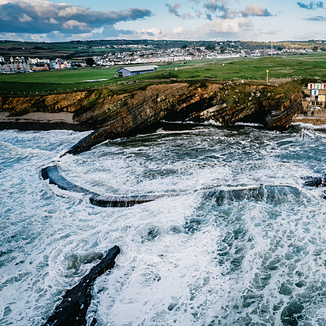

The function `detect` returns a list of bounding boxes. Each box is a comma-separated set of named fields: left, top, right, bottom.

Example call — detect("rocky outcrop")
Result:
left=1, top=91, right=89, bottom=116
left=207, top=185, right=301, bottom=205
left=192, top=81, right=303, bottom=130
left=41, top=165, right=165, bottom=207
left=0, top=80, right=303, bottom=142
left=43, top=245, right=120, bottom=326
left=64, top=81, right=303, bottom=155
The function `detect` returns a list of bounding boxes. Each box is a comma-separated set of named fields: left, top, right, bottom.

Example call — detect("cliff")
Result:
left=0, top=80, right=303, bottom=145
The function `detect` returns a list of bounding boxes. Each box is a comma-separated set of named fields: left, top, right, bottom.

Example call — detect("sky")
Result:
left=0, top=0, right=325, bottom=42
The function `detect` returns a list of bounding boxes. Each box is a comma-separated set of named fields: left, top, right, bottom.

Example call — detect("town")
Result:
left=0, top=39, right=324, bottom=74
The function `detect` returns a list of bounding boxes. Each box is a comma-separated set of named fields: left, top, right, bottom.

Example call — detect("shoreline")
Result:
left=1, top=112, right=326, bottom=132
left=0, top=112, right=93, bottom=131
left=292, top=115, right=326, bottom=126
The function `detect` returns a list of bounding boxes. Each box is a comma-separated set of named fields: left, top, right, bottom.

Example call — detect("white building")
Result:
left=117, top=65, right=158, bottom=77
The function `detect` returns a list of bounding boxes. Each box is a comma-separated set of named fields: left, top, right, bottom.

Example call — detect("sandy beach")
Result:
left=0, top=112, right=92, bottom=131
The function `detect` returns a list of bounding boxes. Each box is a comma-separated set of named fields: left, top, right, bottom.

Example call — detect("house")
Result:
left=302, top=83, right=326, bottom=114
left=117, top=65, right=158, bottom=77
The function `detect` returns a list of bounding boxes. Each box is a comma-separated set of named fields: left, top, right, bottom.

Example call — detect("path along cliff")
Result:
left=0, top=80, right=303, bottom=154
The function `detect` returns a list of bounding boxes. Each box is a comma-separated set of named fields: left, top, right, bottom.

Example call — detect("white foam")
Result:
left=2, top=126, right=326, bottom=325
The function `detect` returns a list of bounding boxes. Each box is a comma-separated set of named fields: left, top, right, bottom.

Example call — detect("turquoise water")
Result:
left=1, top=123, right=326, bottom=325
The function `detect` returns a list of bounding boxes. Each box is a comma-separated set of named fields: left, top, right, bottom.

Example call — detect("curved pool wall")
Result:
left=41, top=164, right=163, bottom=207
left=41, top=124, right=321, bottom=208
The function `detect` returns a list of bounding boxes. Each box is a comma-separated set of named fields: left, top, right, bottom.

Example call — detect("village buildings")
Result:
left=302, top=83, right=326, bottom=116
left=0, top=57, right=75, bottom=73
left=0, top=42, right=322, bottom=74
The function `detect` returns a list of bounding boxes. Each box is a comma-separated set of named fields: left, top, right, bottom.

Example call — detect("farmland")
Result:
left=1, top=53, right=326, bottom=95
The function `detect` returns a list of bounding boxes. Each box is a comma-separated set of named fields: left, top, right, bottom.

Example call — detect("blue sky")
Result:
left=0, top=0, right=325, bottom=42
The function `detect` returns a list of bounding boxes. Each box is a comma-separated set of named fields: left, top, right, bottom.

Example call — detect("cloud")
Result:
left=166, top=2, right=195, bottom=19
left=297, top=1, right=324, bottom=9
left=140, top=27, right=162, bottom=38
left=206, top=13, right=213, bottom=20
left=19, top=13, right=32, bottom=22
left=201, top=1, right=272, bottom=20
left=180, top=12, right=195, bottom=19
left=166, top=3, right=181, bottom=16
left=101, top=25, right=133, bottom=38
left=204, top=2, right=224, bottom=12
left=62, top=20, right=88, bottom=30
left=241, top=3, right=273, bottom=17
left=199, top=17, right=253, bottom=36
left=132, top=16, right=253, bottom=40
left=0, top=0, right=152, bottom=34
left=195, top=10, right=202, bottom=18
left=167, top=0, right=271, bottom=23
left=304, top=15, right=326, bottom=20
left=204, top=0, right=227, bottom=14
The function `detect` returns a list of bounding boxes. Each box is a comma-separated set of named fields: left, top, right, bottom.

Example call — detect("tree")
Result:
left=85, top=58, right=95, bottom=66
left=205, top=45, right=216, bottom=51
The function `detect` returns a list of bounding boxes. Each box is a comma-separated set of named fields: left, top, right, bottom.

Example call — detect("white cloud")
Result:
left=242, top=3, right=272, bottom=17
left=57, top=5, right=86, bottom=18
left=173, top=26, right=184, bottom=33
left=130, top=15, right=253, bottom=41
left=0, top=0, right=152, bottom=34
left=200, top=17, right=252, bottom=34
left=63, top=20, right=88, bottom=30
left=19, top=13, right=32, bottom=22
left=49, top=18, right=58, bottom=24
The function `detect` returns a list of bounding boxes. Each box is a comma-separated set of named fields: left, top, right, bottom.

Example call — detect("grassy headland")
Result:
left=0, top=53, right=326, bottom=95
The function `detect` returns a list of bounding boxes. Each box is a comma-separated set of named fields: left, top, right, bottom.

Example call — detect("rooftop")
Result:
left=117, top=65, right=159, bottom=72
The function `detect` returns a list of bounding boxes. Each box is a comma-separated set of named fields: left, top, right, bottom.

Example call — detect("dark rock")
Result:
left=281, top=301, right=304, bottom=326
left=89, top=194, right=164, bottom=207
left=206, top=185, right=301, bottom=205
left=302, top=175, right=326, bottom=187
left=279, top=283, right=293, bottom=296
left=295, top=281, right=306, bottom=288
left=60, top=81, right=302, bottom=156
left=41, top=164, right=165, bottom=207
left=43, top=245, right=120, bottom=326
left=41, top=165, right=97, bottom=196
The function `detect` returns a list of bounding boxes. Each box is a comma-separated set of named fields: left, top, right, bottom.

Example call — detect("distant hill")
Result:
left=0, top=39, right=325, bottom=61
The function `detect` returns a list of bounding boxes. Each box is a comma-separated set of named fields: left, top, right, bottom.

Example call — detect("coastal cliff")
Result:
left=0, top=80, right=303, bottom=136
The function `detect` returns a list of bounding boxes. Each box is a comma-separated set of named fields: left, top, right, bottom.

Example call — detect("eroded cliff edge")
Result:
left=0, top=80, right=303, bottom=136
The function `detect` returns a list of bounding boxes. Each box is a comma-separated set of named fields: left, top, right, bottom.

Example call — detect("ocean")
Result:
left=1, top=122, right=326, bottom=325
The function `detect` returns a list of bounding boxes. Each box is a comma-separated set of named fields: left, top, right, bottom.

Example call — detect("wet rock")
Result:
left=295, top=280, right=306, bottom=288
left=302, top=175, right=326, bottom=187
left=41, top=164, right=164, bottom=207
left=65, top=252, right=104, bottom=271
left=207, top=185, right=301, bottom=205
left=43, top=245, right=120, bottom=326
left=281, top=301, right=304, bottom=326
left=279, top=283, right=293, bottom=296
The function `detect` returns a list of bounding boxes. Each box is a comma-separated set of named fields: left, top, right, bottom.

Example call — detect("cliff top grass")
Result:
left=0, top=53, right=326, bottom=95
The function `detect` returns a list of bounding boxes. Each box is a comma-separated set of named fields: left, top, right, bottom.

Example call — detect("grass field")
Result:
left=1, top=53, right=326, bottom=95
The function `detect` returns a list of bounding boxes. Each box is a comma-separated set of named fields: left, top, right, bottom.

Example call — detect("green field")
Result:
left=1, top=53, right=326, bottom=95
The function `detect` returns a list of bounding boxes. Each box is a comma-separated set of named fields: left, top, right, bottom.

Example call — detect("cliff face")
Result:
left=191, top=81, right=303, bottom=130
left=0, top=91, right=90, bottom=116
left=0, top=80, right=303, bottom=138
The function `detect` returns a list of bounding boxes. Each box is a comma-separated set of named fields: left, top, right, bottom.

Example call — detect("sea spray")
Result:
left=1, top=123, right=326, bottom=325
